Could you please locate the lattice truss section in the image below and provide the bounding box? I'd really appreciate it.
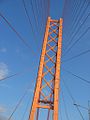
[38,21,59,109]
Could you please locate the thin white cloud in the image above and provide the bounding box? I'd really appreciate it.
[0,83,10,88]
[0,115,11,120]
[0,115,7,120]
[28,88,34,93]
[0,106,13,120]
[0,106,6,113]
[0,48,7,53]
[16,48,20,53]
[0,63,9,80]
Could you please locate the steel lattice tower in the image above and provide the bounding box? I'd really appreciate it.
[29,17,63,120]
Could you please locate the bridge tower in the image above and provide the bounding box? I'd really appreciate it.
[29,17,63,120]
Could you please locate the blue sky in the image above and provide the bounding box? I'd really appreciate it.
[0,0,90,120]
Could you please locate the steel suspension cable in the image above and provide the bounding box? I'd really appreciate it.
[34,0,39,23]
[72,0,89,32]
[71,0,79,20]
[22,0,40,49]
[39,0,46,33]
[29,0,39,31]
[7,85,31,120]
[62,0,89,50]
[75,106,85,120]
[64,0,80,35]
[38,0,47,36]
[62,78,85,120]
[22,0,36,37]
[63,3,90,52]
[62,49,90,63]
[0,67,32,82]
[63,27,90,56]
[0,12,35,55]
[61,90,70,120]
[64,0,85,36]
[21,95,31,120]
[71,0,87,29]
[62,68,90,84]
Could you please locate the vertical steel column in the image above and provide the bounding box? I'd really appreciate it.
[29,17,51,120]
[53,18,63,120]
[29,17,63,120]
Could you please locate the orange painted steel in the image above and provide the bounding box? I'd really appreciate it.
[29,17,63,120]
[53,18,63,120]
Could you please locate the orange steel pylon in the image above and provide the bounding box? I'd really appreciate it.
[29,17,63,120]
